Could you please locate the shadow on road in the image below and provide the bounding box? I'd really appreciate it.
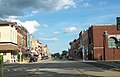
[21,70,101,77]
[83,62,116,70]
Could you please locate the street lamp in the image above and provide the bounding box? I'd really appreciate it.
[103,31,108,61]
[19,44,22,63]
[19,36,25,63]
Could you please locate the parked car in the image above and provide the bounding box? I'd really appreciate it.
[29,56,38,62]
[44,56,49,60]
[59,56,63,59]
[68,56,74,60]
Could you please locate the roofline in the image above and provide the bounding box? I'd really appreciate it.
[91,24,116,26]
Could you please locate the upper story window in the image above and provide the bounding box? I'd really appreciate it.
[108,37,117,48]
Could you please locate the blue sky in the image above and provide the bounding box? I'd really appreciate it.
[0,0,120,54]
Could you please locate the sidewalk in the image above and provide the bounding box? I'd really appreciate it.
[78,60,120,77]
[79,69,120,77]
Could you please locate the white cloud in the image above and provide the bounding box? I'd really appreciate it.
[99,1,107,5]
[52,32,60,35]
[3,16,50,33]
[21,21,40,34]
[0,0,76,17]
[25,10,39,17]
[40,37,58,41]
[3,17,40,34]
[64,27,80,33]
[42,24,48,28]
[82,3,92,7]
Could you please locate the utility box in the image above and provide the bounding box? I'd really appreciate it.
[0,55,3,77]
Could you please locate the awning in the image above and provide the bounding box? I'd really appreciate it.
[0,43,19,51]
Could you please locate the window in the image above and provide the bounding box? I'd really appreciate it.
[108,37,117,48]
[10,30,12,41]
[3,52,6,55]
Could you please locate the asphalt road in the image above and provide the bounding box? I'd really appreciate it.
[3,60,120,77]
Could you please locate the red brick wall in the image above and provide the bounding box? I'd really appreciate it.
[94,49,103,60]
[106,48,120,60]
[89,25,120,60]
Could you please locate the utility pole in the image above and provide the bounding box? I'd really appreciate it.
[20,36,24,63]
[0,55,3,77]
[19,44,22,63]
[82,46,85,62]
[103,31,108,61]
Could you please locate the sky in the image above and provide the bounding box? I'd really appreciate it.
[0,0,120,54]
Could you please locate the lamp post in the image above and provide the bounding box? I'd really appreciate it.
[103,31,108,61]
[19,44,22,63]
[19,36,25,63]
[82,45,85,62]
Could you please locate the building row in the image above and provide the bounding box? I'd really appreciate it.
[0,21,51,63]
[68,18,120,60]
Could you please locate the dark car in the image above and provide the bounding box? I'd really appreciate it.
[29,56,38,62]
[59,56,63,59]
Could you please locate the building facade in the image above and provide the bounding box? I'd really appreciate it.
[0,21,19,63]
[88,24,120,60]
[69,38,80,59]
[17,25,28,62]
[79,30,89,60]
[69,24,120,60]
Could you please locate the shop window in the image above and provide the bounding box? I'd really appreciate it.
[3,52,6,55]
[108,37,117,48]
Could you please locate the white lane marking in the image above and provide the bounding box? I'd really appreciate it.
[7,69,10,72]
[6,68,24,72]
[14,69,17,71]
[38,68,59,71]
[27,69,37,71]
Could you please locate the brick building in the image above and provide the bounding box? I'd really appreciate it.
[69,38,80,59]
[17,25,28,62]
[88,24,120,60]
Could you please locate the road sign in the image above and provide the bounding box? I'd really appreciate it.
[0,55,3,77]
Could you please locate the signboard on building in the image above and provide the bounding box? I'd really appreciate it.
[0,55,3,77]
[117,17,120,30]
[27,33,31,51]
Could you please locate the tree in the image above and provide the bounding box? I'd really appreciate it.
[117,39,120,47]
[52,53,60,58]
[61,50,68,57]
[116,39,120,47]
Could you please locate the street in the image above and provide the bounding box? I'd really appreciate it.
[3,60,120,77]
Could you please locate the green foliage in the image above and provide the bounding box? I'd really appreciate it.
[116,39,120,47]
[61,50,68,57]
[17,54,24,61]
[0,55,2,61]
[52,53,60,58]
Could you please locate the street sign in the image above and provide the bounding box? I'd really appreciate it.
[0,55,3,77]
